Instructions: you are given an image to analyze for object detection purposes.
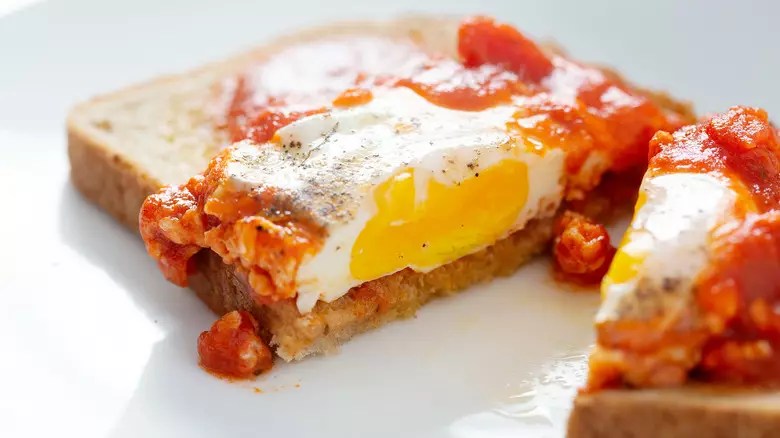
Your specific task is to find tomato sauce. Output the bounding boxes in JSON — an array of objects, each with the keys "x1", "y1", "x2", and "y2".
[
  {"x1": 225, "y1": 16, "x2": 682, "y2": 192},
  {"x1": 146, "y1": 16, "x2": 688, "y2": 305},
  {"x1": 653, "y1": 107, "x2": 780, "y2": 385},
  {"x1": 140, "y1": 148, "x2": 326, "y2": 302},
  {"x1": 332, "y1": 87, "x2": 374, "y2": 108},
  {"x1": 586, "y1": 107, "x2": 780, "y2": 390},
  {"x1": 138, "y1": 15, "x2": 697, "y2": 380},
  {"x1": 225, "y1": 37, "x2": 531, "y2": 143},
  {"x1": 697, "y1": 210, "x2": 780, "y2": 385},
  {"x1": 649, "y1": 107, "x2": 780, "y2": 212},
  {"x1": 460, "y1": 16, "x2": 683, "y2": 191}
]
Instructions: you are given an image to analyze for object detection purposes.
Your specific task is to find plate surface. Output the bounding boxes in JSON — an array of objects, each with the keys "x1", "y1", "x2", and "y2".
[{"x1": 1, "y1": 1, "x2": 778, "y2": 437}]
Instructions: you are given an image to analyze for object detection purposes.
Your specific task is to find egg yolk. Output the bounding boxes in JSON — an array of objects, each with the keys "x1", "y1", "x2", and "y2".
[
  {"x1": 350, "y1": 159, "x2": 530, "y2": 281},
  {"x1": 601, "y1": 191, "x2": 649, "y2": 297}
]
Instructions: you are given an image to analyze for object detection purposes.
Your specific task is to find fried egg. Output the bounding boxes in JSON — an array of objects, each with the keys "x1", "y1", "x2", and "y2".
[
  {"x1": 598, "y1": 172, "x2": 744, "y2": 322},
  {"x1": 222, "y1": 87, "x2": 566, "y2": 313}
]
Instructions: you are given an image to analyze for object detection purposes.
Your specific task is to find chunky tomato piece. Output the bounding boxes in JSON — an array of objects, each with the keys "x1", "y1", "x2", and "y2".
[
  {"x1": 552, "y1": 211, "x2": 615, "y2": 286},
  {"x1": 458, "y1": 15, "x2": 554, "y2": 83},
  {"x1": 706, "y1": 106, "x2": 777, "y2": 152},
  {"x1": 197, "y1": 311, "x2": 273, "y2": 379}
]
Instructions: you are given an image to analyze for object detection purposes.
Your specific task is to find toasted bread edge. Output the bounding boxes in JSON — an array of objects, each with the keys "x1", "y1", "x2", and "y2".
[{"x1": 568, "y1": 387, "x2": 780, "y2": 438}]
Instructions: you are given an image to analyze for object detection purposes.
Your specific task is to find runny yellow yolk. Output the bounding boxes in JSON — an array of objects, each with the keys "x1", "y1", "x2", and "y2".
[
  {"x1": 350, "y1": 159, "x2": 530, "y2": 281},
  {"x1": 601, "y1": 190, "x2": 649, "y2": 297}
]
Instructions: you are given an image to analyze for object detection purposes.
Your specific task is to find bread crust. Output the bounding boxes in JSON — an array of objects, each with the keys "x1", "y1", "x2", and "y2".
[
  {"x1": 568, "y1": 387, "x2": 780, "y2": 438},
  {"x1": 68, "y1": 127, "x2": 160, "y2": 229}
]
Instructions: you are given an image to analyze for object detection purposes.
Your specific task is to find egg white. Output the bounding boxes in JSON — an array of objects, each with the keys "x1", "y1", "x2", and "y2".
[
  {"x1": 598, "y1": 172, "x2": 739, "y2": 323},
  {"x1": 224, "y1": 88, "x2": 566, "y2": 313}
]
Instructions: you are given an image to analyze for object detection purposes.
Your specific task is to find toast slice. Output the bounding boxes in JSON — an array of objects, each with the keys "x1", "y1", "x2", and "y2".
[{"x1": 67, "y1": 16, "x2": 565, "y2": 361}]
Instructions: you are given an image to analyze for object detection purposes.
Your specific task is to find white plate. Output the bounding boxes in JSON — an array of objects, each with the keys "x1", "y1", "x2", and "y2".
[{"x1": 1, "y1": 1, "x2": 778, "y2": 437}]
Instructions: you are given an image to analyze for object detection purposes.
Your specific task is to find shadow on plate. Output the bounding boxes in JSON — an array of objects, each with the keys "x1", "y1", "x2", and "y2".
[
  {"x1": 100, "y1": 264, "x2": 598, "y2": 438},
  {"x1": 55, "y1": 181, "x2": 598, "y2": 438},
  {"x1": 57, "y1": 182, "x2": 213, "y2": 327}
]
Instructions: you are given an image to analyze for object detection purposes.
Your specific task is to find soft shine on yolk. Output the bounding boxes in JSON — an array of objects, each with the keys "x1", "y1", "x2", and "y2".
[
  {"x1": 602, "y1": 237, "x2": 648, "y2": 293},
  {"x1": 350, "y1": 159, "x2": 530, "y2": 281},
  {"x1": 601, "y1": 190, "x2": 649, "y2": 297}
]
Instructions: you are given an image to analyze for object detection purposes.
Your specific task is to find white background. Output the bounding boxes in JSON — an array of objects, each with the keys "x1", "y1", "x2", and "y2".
[{"x1": 0, "y1": 1, "x2": 777, "y2": 437}]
